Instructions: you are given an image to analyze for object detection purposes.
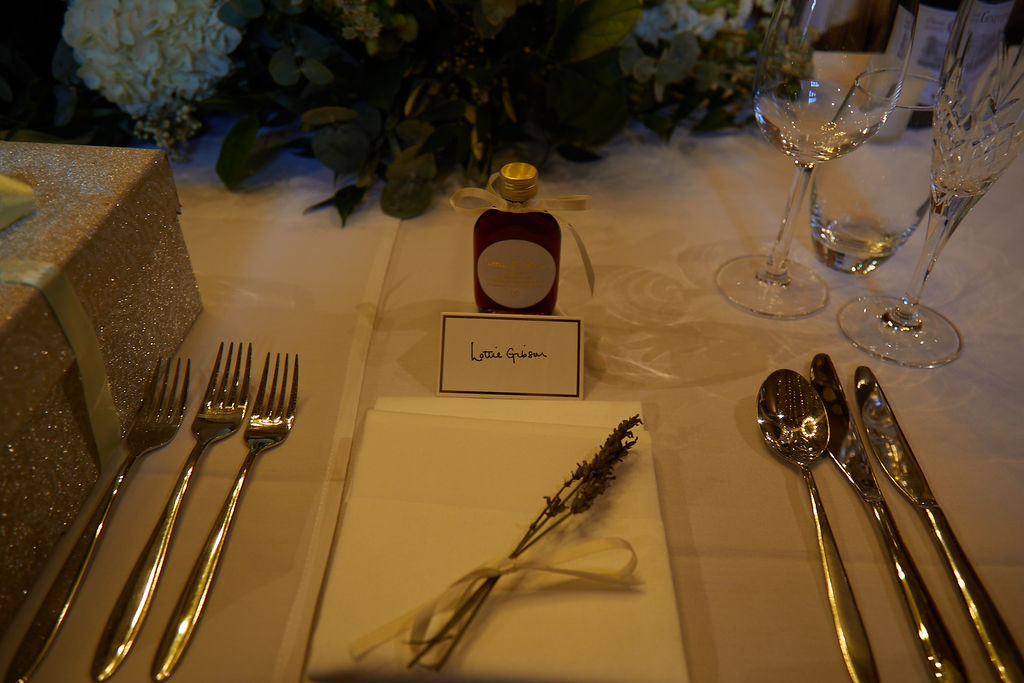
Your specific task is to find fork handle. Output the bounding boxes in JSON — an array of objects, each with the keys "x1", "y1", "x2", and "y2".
[
  {"x1": 5, "y1": 456, "x2": 135, "y2": 683},
  {"x1": 152, "y1": 443, "x2": 267, "y2": 681},
  {"x1": 92, "y1": 439, "x2": 207, "y2": 681}
]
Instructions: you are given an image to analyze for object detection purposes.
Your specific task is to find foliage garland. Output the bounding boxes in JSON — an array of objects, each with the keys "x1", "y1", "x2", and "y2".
[{"x1": 0, "y1": 0, "x2": 772, "y2": 223}]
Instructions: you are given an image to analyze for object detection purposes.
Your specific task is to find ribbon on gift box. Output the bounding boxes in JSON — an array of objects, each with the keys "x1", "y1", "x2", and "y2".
[
  {"x1": 0, "y1": 258, "x2": 122, "y2": 469},
  {"x1": 450, "y1": 174, "x2": 596, "y2": 296}
]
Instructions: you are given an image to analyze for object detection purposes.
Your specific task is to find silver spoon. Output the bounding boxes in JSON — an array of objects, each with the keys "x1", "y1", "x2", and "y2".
[{"x1": 757, "y1": 369, "x2": 878, "y2": 683}]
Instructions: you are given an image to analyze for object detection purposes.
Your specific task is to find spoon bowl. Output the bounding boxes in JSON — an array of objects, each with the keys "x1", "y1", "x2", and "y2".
[{"x1": 757, "y1": 368, "x2": 829, "y2": 467}]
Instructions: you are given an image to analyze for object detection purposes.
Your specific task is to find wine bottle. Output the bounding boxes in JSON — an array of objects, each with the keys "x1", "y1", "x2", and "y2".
[
  {"x1": 907, "y1": 0, "x2": 961, "y2": 127},
  {"x1": 473, "y1": 163, "x2": 561, "y2": 315}
]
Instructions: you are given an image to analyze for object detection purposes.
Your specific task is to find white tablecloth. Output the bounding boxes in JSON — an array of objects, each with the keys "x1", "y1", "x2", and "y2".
[{"x1": 1, "y1": 124, "x2": 1021, "y2": 682}]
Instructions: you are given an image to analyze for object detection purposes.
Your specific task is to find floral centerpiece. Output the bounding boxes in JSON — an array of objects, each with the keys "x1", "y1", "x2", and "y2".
[{"x1": 0, "y1": 0, "x2": 773, "y2": 221}]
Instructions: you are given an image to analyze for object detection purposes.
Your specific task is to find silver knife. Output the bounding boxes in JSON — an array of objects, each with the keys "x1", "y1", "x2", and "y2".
[
  {"x1": 854, "y1": 365, "x2": 1024, "y2": 683},
  {"x1": 810, "y1": 354, "x2": 964, "y2": 682}
]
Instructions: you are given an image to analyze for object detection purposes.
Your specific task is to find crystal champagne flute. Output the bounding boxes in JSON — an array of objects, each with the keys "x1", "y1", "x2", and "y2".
[
  {"x1": 715, "y1": 0, "x2": 918, "y2": 318},
  {"x1": 839, "y1": 0, "x2": 1024, "y2": 366}
]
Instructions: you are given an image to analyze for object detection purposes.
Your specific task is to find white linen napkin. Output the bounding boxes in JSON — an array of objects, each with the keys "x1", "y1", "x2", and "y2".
[{"x1": 307, "y1": 399, "x2": 687, "y2": 682}]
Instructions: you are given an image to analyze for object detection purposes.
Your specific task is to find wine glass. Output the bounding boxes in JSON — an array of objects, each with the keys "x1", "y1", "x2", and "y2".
[
  {"x1": 839, "y1": 0, "x2": 1024, "y2": 367},
  {"x1": 715, "y1": 0, "x2": 918, "y2": 318}
]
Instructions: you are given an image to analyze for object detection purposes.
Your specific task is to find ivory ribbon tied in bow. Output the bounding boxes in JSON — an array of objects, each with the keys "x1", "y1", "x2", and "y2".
[
  {"x1": 450, "y1": 174, "x2": 595, "y2": 294},
  {"x1": 350, "y1": 536, "x2": 640, "y2": 661}
]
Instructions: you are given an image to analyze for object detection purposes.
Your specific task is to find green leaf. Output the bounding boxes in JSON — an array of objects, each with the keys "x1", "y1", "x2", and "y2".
[
  {"x1": 380, "y1": 177, "x2": 433, "y2": 218},
  {"x1": 217, "y1": 3, "x2": 248, "y2": 27},
  {"x1": 304, "y1": 185, "x2": 367, "y2": 226},
  {"x1": 566, "y1": 0, "x2": 642, "y2": 63},
  {"x1": 300, "y1": 58, "x2": 334, "y2": 85},
  {"x1": 557, "y1": 144, "x2": 602, "y2": 162},
  {"x1": 0, "y1": 76, "x2": 12, "y2": 103},
  {"x1": 227, "y1": 0, "x2": 263, "y2": 19},
  {"x1": 481, "y1": 0, "x2": 517, "y2": 26},
  {"x1": 216, "y1": 114, "x2": 261, "y2": 190},
  {"x1": 548, "y1": 54, "x2": 629, "y2": 145},
  {"x1": 312, "y1": 124, "x2": 370, "y2": 176},
  {"x1": 395, "y1": 119, "x2": 434, "y2": 147},
  {"x1": 386, "y1": 147, "x2": 436, "y2": 181},
  {"x1": 53, "y1": 85, "x2": 76, "y2": 126},
  {"x1": 669, "y1": 31, "x2": 700, "y2": 70},
  {"x1": 269, "y1": 47, "x2": 300, "y2": 86},
  {"x1": 301, "y1": 106, "x2": 359, "y2": 127},
  {"x1": 294, "y1": 25, "x2": 332, "y2": 61}
]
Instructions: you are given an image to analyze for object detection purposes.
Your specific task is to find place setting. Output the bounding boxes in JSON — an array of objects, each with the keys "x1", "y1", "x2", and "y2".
[{"x1": 3, "y1": 0, "x2": 1024, "y2": 681}]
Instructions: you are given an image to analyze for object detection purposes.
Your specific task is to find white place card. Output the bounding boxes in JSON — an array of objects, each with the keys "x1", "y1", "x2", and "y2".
[{"x1": 438, "y1": 312, "x2": 583, "y2": 398}]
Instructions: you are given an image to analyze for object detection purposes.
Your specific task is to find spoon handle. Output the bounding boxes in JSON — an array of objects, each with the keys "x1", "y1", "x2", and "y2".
[{"x1": 803, "y1": 466, "x2": 879, "y2": 683}]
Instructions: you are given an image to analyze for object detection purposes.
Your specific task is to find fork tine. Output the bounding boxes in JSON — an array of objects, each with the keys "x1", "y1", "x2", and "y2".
[
  {"x1": 218, "y1": 343, "x2": 237, "y2": 406},
  {"x1": 240, "y1": 343, "x2": 252, "y2": 406},
  {"x1": 164, "y1": 358, "x2": 188, "y2": 425},
  {"x1": 177, "y1": 359, "x2": 191, "y2": 424},
  {"x1": 286, "y1": 355, "x2": 298, "y2": 421},
  {"x1": 274, "y1": 356, "x2": 289, "y2": 419},
  {"x1": 264, "y1": 354, "x2": 281, "y2": 419},
  {"x1": 156, "y1": 359, "x2": 175, "y2": 421},
  {"x1": 252, "y1": 353, "x2": 271, "y2": 418},
  {"x1": 204, "y1": 342, "x2": 225, "y2": 405}
]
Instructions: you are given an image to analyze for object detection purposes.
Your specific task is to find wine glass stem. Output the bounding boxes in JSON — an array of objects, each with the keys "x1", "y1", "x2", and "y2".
[
  {"x1": 886, "y1": 192, "x2": 978, "y2": 330},
  {"x1": 761, "y1": 162, "x2": 815, "y2": 285}
]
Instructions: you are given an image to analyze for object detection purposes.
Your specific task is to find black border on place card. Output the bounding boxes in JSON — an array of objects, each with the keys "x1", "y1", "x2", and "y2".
[{"x1": 438, "y1": 312, "x2": 583, "y2": 398}]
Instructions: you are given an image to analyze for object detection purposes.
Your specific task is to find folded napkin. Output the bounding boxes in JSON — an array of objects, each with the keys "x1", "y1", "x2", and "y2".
[{"x1": 307, "y1": 399, "x2": 687, "y2": 682}]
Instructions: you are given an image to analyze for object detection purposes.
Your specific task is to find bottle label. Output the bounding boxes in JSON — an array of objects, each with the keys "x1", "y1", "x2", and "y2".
[{"x1": 476, "y1": 239, "x2": 555, "y2": 309}]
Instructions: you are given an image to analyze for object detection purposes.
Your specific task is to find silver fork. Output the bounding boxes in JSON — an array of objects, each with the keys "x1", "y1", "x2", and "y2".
[
  {"x1": 152, "y1": 352, "x2": 298, "y2": 681},
  {"x1": 4, "y1": 358, "x2": 189, "y2": 683},
  {"x1": 92, "y1": 342, "x2": 251, "y2": 681}
]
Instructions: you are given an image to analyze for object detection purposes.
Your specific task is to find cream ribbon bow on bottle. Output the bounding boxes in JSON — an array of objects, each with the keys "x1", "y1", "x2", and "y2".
[
  {"x1": 349, "y1": 536, "x2": 640, "y2": 661},
  {"x1": 450, "y1": 173, "x2": 596, "y2": 296}
]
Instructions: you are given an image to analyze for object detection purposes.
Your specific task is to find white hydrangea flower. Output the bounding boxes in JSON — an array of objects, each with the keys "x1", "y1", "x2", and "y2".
[
  {"x1": 634, "y1": 0, "x2": 773, "y2": 45},
  {"x1": 62, "y1": 0, "x2": 242, "y2": 118}
]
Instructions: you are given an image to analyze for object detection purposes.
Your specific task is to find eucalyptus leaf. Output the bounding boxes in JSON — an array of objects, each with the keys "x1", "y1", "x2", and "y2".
[
  {"x1": 481, "y1": 0, "x2": 517, "y2": 26},
  {"x1": 381, "y1": 177, "x2": 433, "y2": 218},
  {"x1": 305, "y1": 184, "x2": 367, "y2": 226},
  {"x1": 548, "y1": 55, "x2": 629, "y2": 145},
  {"x1": 312, "y1": 124, "x2": 370, "y2": 176},
  {"x1": 301, "y1": 106, "x2": 359, "y2": 127},
  {"x1": 294, "y1": 25, "x2": 332, "y2": 61},
  {"x1": 386, "y1": 148, "x2": 437, "y2": 180},
  {"x1": 0, "y1": 76, "x2": 12, "y2": 104},
  {"x1": 217, "y1": 3, "x2": 248, "y2": 28},
  {"x1": 566, "y1": 0, "x2": 642, "y2": 63},
  {"x1": 395, "y1": 119, "x2": 434, "y2": 146},
  {"x1": 631, "y1": 55, "x2": 656, "y2": 83},
  {"x1": 216, "y1": 114, "x2": 261, "y2": 190},
  {"x1": 52, "y1": 85, "x2": 76, "y2": 126},
  {"x1": 301, "y1": 58, "x2": 334, "y2": 85},
  {"x1": 669, "y1": 31, "x2": 699, "y2": 72},
  {"x1": 228, "y1": 0, "x2": 263, "y2": 19},
  {"x1": 269, "y1": 47, "x2": 300, "y2": 86}
]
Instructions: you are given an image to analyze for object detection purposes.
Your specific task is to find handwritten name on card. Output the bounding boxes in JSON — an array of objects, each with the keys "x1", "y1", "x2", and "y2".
[{"x1": 438, "y1": 313, "x2": 583, "y2": 398}]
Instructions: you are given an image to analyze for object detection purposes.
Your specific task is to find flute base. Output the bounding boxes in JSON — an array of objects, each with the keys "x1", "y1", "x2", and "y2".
[
  {"x1": 838, "y1": 295, "x2": 962, "y2": 368},
  {"x1": 715, "y1": 255, "x2": 828, "y2": 319}
]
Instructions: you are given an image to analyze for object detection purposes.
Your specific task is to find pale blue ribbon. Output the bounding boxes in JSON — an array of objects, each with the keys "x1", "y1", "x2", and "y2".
[{"x1": 0, "y1": 258, "x2": 122, "y2": 469}]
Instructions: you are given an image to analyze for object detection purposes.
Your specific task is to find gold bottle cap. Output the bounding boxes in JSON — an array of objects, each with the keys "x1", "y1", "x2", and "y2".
[{"x1": 498, "y1": 162, "x2": 538, "y2": 202}]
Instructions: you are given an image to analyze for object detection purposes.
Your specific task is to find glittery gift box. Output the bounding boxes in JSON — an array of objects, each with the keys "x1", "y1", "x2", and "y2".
[{"x1": 0, "y1": 142, "x2": 201, "y2": 634}]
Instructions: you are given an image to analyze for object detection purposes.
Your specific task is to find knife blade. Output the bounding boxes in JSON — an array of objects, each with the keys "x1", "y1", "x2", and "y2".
[
  {"x1": 810, "y1": 354, "x2": 963, "y2": 682},
  {"x1": 854, "y1": 365, "x2": 1024, "y2": 683}
]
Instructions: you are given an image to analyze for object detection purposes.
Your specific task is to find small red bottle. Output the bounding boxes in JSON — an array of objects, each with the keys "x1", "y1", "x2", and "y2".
[{"x1": 473, "y1": 163, "x2": 561, "y2": 315}]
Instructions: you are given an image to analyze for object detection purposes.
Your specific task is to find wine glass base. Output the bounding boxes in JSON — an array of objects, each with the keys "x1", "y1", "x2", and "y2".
[
  {"x1": 715, "y1": 255, "x2": 828, "y2": 319},
  {"x1": 838, "y1": 296, "x2": 963, "y2": 368}
]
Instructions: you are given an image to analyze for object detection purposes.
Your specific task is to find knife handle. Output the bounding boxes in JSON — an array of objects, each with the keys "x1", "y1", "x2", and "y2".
[
  {"x1": 868, "y1": 498, "x2": 965, "y2": 682},
  {"x1": 921, "y1": 505, "x2": 1024, "y2": 683},
  {"x1": 803, "y1": 466, "x2": 879, "y2": 683}
]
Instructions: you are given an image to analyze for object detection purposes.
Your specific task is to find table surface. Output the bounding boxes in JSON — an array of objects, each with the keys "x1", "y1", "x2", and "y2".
[{"x1": 2, "y1": 124, "x2": 1022, "y2": 683}]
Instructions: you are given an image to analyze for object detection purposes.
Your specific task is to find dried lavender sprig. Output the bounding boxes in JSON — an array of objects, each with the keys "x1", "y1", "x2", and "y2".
[{"x1": 408, "y1": 414, "x2": 643, "y2": 670}]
